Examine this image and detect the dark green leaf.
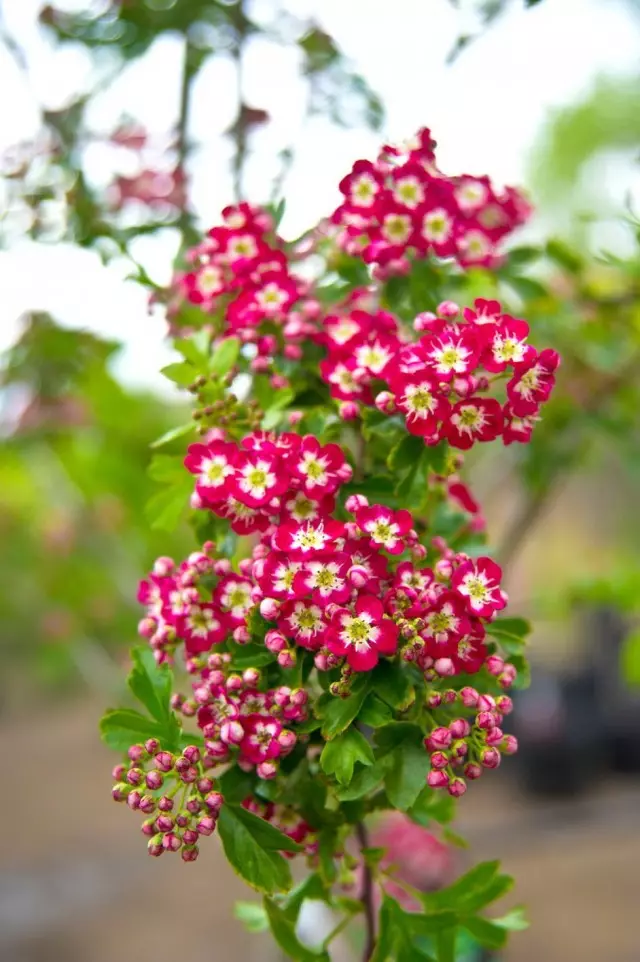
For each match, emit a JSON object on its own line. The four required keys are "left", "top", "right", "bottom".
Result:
{"left": 335, "top": 762, "right": 385, "bottom": 800}
{"left": 217, "top": 806, "right": 293, "bottom": 896}
{"left": 461, "top": 917, "right": 508, "bottom": 950}
{"left": 99, "top": 708, "right": 163, "bottom": 752}
{"left": 359, "top": 694, "right": 394, "bottom": 727}
{"left": 127, "top": 647, "right": 172, "bottom": 723}
{"left": 319, "top": 674, "right": 371, "bottom": 739}
{"left": 320, "top": 727, "right": 374, "bottom": 785}
{"left": 373, "top": 661, "right": 415, "bottom": 710}
{"left": 375, "top": 723, "right": 431, "bottom": 810}
{"left": 217, "top": 767, "right": 256, "bottom": 804}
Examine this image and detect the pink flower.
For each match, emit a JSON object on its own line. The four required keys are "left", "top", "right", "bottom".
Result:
{"left": 452, "top": 557, "right": 505, "bottom": 618}
{"left": 389, "top": 370, "right": 450, "bottom": 438}
{"left": 232, "top": 450, "right": 288, "bottom": 507}
{"left": 356, "top": 505, "right": 413, "bottom": 555}
{"left": 507, "top": 348, "right": 560, "bottom": 416}
{"left": 291, "top": 436, "right": 347, "bottom": 498}
{"left": 239, "top": 714, "right": 283, "bottom": 764}
{"left": 445, "top": 397, "right": 503, "bottom": 449}
{"left": 326, "top": 595, "right": 398, "bottom": 671}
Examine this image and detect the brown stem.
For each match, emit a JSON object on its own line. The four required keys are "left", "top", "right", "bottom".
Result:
{"left": 355, "top": 821, "right": 376, "bottom": 961}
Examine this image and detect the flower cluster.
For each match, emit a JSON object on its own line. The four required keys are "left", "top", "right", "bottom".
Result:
{"left": 173, "top": 202, "right": 318, "bottom": 369}
{"left": 319, "top": 297, "right": 560, "bottom": 445}
{"left": 331, "top": 127, "right": 531, "bottom": 272}
{"left": 111, "top": 738, "right": 223, "bottom": 862}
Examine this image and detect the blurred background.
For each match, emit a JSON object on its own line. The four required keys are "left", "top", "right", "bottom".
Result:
{"left": 2, "top": 1, "right": 640, "bottom": 960}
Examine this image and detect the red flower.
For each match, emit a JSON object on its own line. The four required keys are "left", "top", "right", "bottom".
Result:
{"left": 184, "top": 440, "right": 236, "bottom": 504}
{"left": 420, "top": 329, "right": 479, "bottom": 381}
{"left": 355, "top": 505, "right": 413, "bottom": 555}
{"left": 232, "top": 450, "right": 288, "bottom": 507}
{"left": 422, "top": 592, "right": 471, "bottom": 652}
{"left": 279, "top": 599, "right": 327, "bottom": 650}
{"left": 390, "top": 370, "right": 450, "bottom": 438}
{"left": 451, "top": 557, "right": 505, "bottom": 618}
{"left": 507, "top": 348, "right": 559, "bottom": 416}
{"left": 481, "top": 316, "right": 531, "bottom": 372}
{"left": 239, "top": 714, "right": 283, "bottom": 764}
{"left": 178, "top": 602, "right": 226, "bottom": 655}
{"left": 293, "top": 555, "right": 351, "bottom": 604}
{"left": 445, "top": 398, "right": 503, "bottom": 449}
{"left": 291, "top": 436, "right": 347, "bottom": 499}
{"left": 326, "top": 595, "right": 398, "bottom": 671}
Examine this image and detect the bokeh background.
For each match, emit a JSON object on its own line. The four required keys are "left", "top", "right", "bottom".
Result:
{"left": 2, "top": 1, "right": 640, "bottom": 960}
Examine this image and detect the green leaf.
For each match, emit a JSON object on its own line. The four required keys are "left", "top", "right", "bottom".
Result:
{"left": 359, "top": 693, "right": 394, "bottom": 727}
{"left": 319, "top": 674, "right": 371, "bottom": 739}
{"left": 442, "top": 828, "right": 469, "bottom": 849}
{"left": 373, "top": 661, "right": 415, "bottom": 710}
{"left": 227, "top": 804, "right": 302, "bottom": 853}
{"left": 375, "top": 723, "right": 431, "bottom": 810}
{"left": 492, "top": 906, "right": 529, "bottom": 932}
{"left": 127, "top": 647, "right": 172, "bottom": 723}
{"left": 175, "top": 331, "right": 209, "bottom": 367}
{"left": 317, "top": 827, "right": 339, "bottom": 885}
{"left": 282, "top": 873, "right": 331, "bottom": 919}
{"left": 217, "top": 805, "right": 294, "bottom": 896}
{"left": 461, "top": 917, "right": 508, "bottom": 951}
{"left": 423, "top": 861, "right": 513, "bottom": 915}
{"left": 320, "top": 727, "right": 374, "bottom": 785}
{"left": 234, "top": 900, "right": 269, "bottom": 933}
{"left": 209, "top": 336, "right": 240, "bottom": 376}
{"left": 226, "top": 641, "right": 276, "bottom": 669}
{"left": 99, "top": 708, "right": 163, "bottom": 752}
{"left": 508, "top": 652, "right": 531, "bottom": 690}
{"left": 145, "top": 477, "right": 192, "bottom": 531}
{"left": 217, "top": 767, "right": 256, "bottom": 804}
{"left": 435, "top": 927, "right": 457, "bottom": 962}
{"left": 335, "top": 762, "right": 385, "bottom": 800}
{"left": 150, "top": 422, "right": 194, "bottom": 449}
{"left": 264, "top": 897, "right": 329, "bottom": 962}
{"left": 160, "top": 361, "right": 196, "bottom": 387}
{"left": 147, "top": 453, "right": 185, "bottom": 483}
{"left": 409, "top": 786, "right": 456, "bottom": 827}
{"left": 388, "top": 434, "right": 425, "bottom": 472}
{"left": 505, "top": 245, "right": 541, "bottom": 267}
{"left": 488, "top": 616, "right": 531, "bottom": 643}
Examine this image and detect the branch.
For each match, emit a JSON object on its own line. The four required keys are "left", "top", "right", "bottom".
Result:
{"left": 355, "top": 821, "right": 376, "bottom": 962}
{"left": 176, "top": 36, "right": 196, "bottom": 243}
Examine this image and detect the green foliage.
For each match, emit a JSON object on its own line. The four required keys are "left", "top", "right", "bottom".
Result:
{"left": 217, "top": 805, "right": 297, "bottom": 895}
{"left": 320, "top": 727, "right": 374, "bottom": 785}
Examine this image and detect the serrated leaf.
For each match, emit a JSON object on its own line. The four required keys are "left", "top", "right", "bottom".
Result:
{"left": 320, "top": 727, "right": 374, "bottom": 785}
{"left": 99, "top": 708, "right": 164, "bottom": 752}
{"left": 319, "top": 674, "right": 371, "bottom": 739}
{"left": 145, "top": 474, "right": 192, "bottom": 531}
{"left": 150, "top": 422, "right": 194, "bottom": 449}
{"left": 160, "top": 361, "right": 196, "bottom": 387}
{"left": 175, "top": 332, "right": 209, "bottom": 367}
{"left": 217, "top": 805, "right": 294, "bottom": 896}
{"left": 461, "top": 916, "right": 508, "bottom": 950}
{"left": 335, "top": 762, "right": 385, "bottom": 801}
{"left": 359, "top": 693, "right": 393, "bottom": 727}
{"left": 375, "top": 723, "right": 431, "bottom": 810}
{"left": 388, "top": 434, "right": 425, "bottom": 472}
{"left": 209, "top": 336, "right": 240, "bottom": 376}
{"left": 373, "top": 661, "right": 415, "bottom": 711}
{"left": 127, "top": 646, "right": 172, "bottom": 723}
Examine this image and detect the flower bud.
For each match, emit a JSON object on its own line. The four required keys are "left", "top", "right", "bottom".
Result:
{"left": 145, "top": 770, "right": 164, "bottom": 791}
{"left": 204, "top": 792, "right": 224, "bottom": 816}
{"left": 278, "top": 729, "right": 297, "bottom": 752}
{"left": 447, "top": 777, "right": 467, "bottom": 797}
{"left": 112, "top": 763, "right": 126, "bottom": 781}
{"left": 480, "top": 747, "right": 501, "bottom": 769}
{"left": 437, "top": 300, "right": 460, "bottom": 318}
{"left": 141, "top": 819, "right": 156, "bottom": 837}
{"left": 182, "top": 829, "right": 199, "bottom": 846}
{"left": 476, "top": 711, "right": 497, "bottom": 730}
{"left": 265, "top": 630, "right": 287, "bottom": 653}
{"left": 158, "top": 795, "right": 174, "bottom": 812}
{"left": 426, "top": 692, "right": 442, "bottom": 709}
{"left": 449, "top": 718, "right": 471, "bottom": 739}
{"left": 414, "top": 311, "right": 438, "bottom": 332}
{"left": 427, "top": 769, "right": 450, "bottom": 788}
{"left": 459, "top": 686, "right": 479, "bottom": 708}
{"left": 374, "top": 391, "right": 396, "bottom": 414}
{"left": 186, "top": 796, "right": 202, "bottom": 814}
{"left": 162, "top": 832, "right": 181, "bottom": 852}
{"left": 154, "top": 752, "right": 174, "bottom": 772}
{"left": 197, "top": 816, "right": 217, "bottom": 836}
{"left": 434, "top": 657, "right": 455, "bottom": 677}
{"left": 277, "top": 649, "right": 296, "bottom": 668}
{"left": 430, "top": 751, "right": 449, "bottom": 770}
{"left": 477, "top": 694, "right": 496, "bottom": 712}
{"left": 347, "top": 565, "right": 369, "bottom": 588}
{"left": 257, "top": 761, "right": 278, "bottom": 779}
{"left": 434, "top": 558, "right": 453, "bottom": 580}
{"left": 501, "top": 734, "right": 518, "bottom": 755}
{"left": 220, "top": 720, "right": 244, "bottom": 746}
{"left": 495, "top": 694, "right": 514, "bottom": 715}
{"left": 486, "top": 655, "right": 505, "bottom": 676}
{"left": 156, "top": 814, "right": 174, "bottom": 833}
{"left": 345, "top": 494, "right": 369, "bottom": 513}
{"left": 464, "top": 763, "right": 482, "bottom": 780}
{"left": 181, "top": 845, "right": 199, "bottom": 862}
{"left": 426, "top": 727, "right": 452, "bottom": 751}
{"left": 242, "top": 667, "right": 260, "bottom": 688}
{"left": 339, "top": 401, "right": 360, "bottom": 421}
{"left": 128, "top": 744, "right": 146, "bottom": 764}
{"left": 148, "top": 837, "right": 164, "bottom": 857}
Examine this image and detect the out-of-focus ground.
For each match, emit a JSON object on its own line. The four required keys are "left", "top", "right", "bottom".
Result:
{"left": 2, "top": 697, "right": 639, "bottom": 962}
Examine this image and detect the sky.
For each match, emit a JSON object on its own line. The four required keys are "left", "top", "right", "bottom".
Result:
{"left": 1, "top": 0, "right": 639, "bottom": 391}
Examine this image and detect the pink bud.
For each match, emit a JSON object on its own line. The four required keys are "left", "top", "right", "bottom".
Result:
{"left": 126, "top": 767, "right": 144, "bottom": 787}
{"left": 277, "top": 650, "right": 296, "bottom": 668}
{"left": 486, "top": 727, "right": 504, "bottom": 746}
{"left": 162, "top": 832, "right": 181, "bottom": 853}
{"left": 314, "top": 652, "right": 330, "bottom": 671}
{"left": 141, "top": 819, "right": 156, "bottom": 837}
{"left": 477, "top": 694, "right": 496, "bottom": 712}
{"left": 339, "top": 401, "right": 360, "bottom": 420}
{"left": 112, "top": 763, "right": 126, "bottom": 781}
{"left": 190, "top": 491, "right": 204, "bottom": 510}
{"left": 495, "top": 695, "right": 514, "bottom": 715}
{"left": 486, "top": 655, "right": 505, "bottom": 676}
{"left": 449, "top": 718, "right": 471, "bottom": 739}
{"left": 501, "top": 734, "right": 518, "bottom": 755}
{"left": 197, "top": 816, "right": 216, "bottom": 836}
{"left": 288, "top": 410, "right": 303, "bottom": 425}
{"left": 144, "top": 739, "right": 160, "bottom": 758}
{"left": 447, "top": 777, "right": 467, "bottom": 797}
{"left": 374, "top": 391, "right": 396, "bottom": 414}
{"left": 220, "top": 720, "right": 244, "bottom": 746}
{"left": 278, "top": 729, "right": 297, "bottom": 752}
{"left": 158, "top": 795, "right": 174, "bottom": 812}
{"left": 271, "top": 374, "right": 288, "bottom": 389}
{"left": 274, "top": 686, "right": 291, "bottom": 707}
{"left": 128, "top": 744, "right": 146, "bottom": 764}
{"left": 259, "top": 597, "right": 279, "bottom": 621}
{"left": 208, "top": 652, "right": 224, "bottom": 669}
{"left": 204, "top": 792, "right": 223, "bottom": 815}
{"left": 147, "top": 838, "right": 164, "bottom": 857}
{"left": 345, "top": 494, "right": 369, "bottom": 512}
{"left": 182, "top": 829, "right": 199, "bottom": 846}
{"left": 427, "top": 727, "right": 453, "bottom": 750}
{"left": 411, "top": 544, "right": 428, "bottom": 561}
{"left": 427, "top": 769, "right": 450, "bottom": 788}
{"left": 337, "top": 463, "right": 354, "bottom": 481}
{"left": 183, "top": 745, "right": 201, "bottom": 764}
{"left": 186, "top": 796, "right": 202, "bottom": 814}
{"left": 437, "top": 300, "right": 460, "bottom": 318}
{"left": 414, "top": 311, "right": 438, "bottom": 332}
{"left": 265, "top": 630, "right": 286, "bottom": 653}
{"left": 233, "top": 626, "right": 250, "bottom": 644}
{"left": 434, "top": 657, "right": 455, "bottom": 677}
{"left": 430, "top": 751, "right": 449, "bottom": 770}
{"left": 155, "top": 814, "right": 174, "bottom": 833}
{"left": 480, "top": 747, "right": 501, "bottom": 769}
{"left": 291, "top": 687, "right": 308, "bottom": 706}
{"left": 452, "top": 739, "right": 468, "bottom": 759}
{"left": 459, "top": 687, "right": 479, "bottom": 708}
{"left": 476, "top": 711, "right": 497, "bottom": 730}
{"left": 138, "top": 617, "right": 156, "bottom": 638}
{"left": 426, "top": 692, "right": 442, "bottom": 709}
{"left": 213, "top": 559, "right": 232, "bottom": 576}
{"left": 125, "top": 790, "right": 140, "bottom": 810}
{"left": 239, "top": 558, "right": 253, "bottom": 576}
{"left": 257, "top": 761, "right": 278, "bottom": 779}
{"left": 242, "top": 667, "right": 260, "bottom": 687}
{"left": 347, "top": 564, "right": 369, "bottom": 588}
{"left": 145, "top": 770, "right": 164, "bottom": 791}
{"left": 225, "top": 674, "right": 243, "bottom": 693}
{"left": 182, "top": 845, "right": 199, "bottom": 862}
{"left": 464, "top": 762, "right": 483, "bottom": 780}
{"left": 434, "top": 558, "right": 453, "bottom": 580}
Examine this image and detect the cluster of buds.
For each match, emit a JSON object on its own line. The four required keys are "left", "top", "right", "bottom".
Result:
{"left": 425, "top": 688, "right": 518, "bottom": 796}
{"left": 111, "top": 739, "right": 223, "bottom": 861}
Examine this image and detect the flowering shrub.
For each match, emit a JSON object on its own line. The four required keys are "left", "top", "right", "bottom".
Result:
{"left": 103, "top": 128, "right": 556, "bottom": 959}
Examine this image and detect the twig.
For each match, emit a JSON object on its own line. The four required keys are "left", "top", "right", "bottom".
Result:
{"left": 355, "top": 821, "right": 376, "bottom": 961}
{"left": 230, "top": 0, "right": 249, "bottom": 203}
{"left": 176, "top": 36, "right": 196, "bottom": 243}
